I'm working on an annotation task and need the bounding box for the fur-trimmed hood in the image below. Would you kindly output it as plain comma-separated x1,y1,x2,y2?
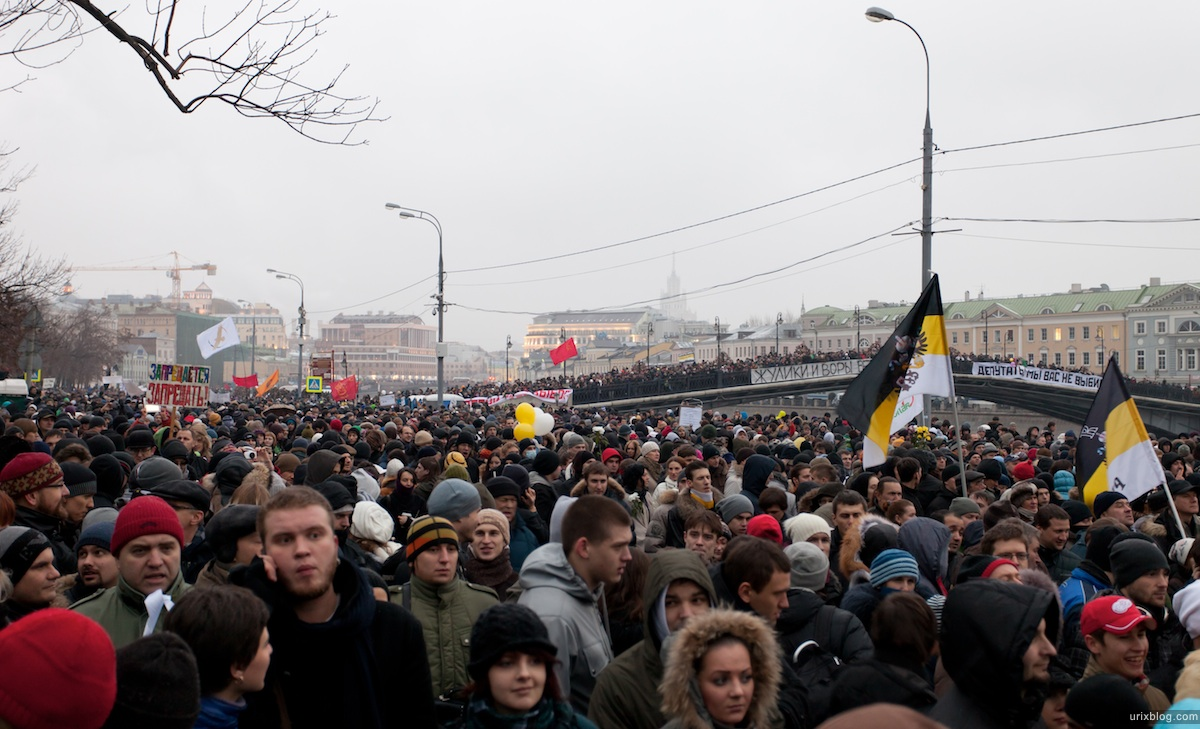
660,609,782,729
839,513,897,578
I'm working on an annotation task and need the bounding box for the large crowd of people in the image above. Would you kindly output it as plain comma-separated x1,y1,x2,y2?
1,386,1200,728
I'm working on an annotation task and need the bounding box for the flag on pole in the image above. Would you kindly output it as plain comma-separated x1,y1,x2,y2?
233,374,259,388
1077,359,1164,508
331,376,358,402
550,338,579,366
837,274,955,468
255,369,279,397
197,317,240,360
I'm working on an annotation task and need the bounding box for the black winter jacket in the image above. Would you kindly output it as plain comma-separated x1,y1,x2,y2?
236,559,435,729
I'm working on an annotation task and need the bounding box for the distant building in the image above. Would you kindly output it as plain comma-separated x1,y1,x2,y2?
314,312,436,387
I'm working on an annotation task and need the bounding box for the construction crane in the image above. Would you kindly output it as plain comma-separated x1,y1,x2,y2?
72,251,217,307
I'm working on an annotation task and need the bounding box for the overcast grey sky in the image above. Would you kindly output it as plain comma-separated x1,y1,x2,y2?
4,1,1199,352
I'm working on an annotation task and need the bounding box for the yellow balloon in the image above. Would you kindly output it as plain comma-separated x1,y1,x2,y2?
778,410,787,420
513,400,537,424
514,422,536,440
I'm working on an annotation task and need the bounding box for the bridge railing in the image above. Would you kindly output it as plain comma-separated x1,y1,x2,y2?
570,356,1200,407
572,369,751,405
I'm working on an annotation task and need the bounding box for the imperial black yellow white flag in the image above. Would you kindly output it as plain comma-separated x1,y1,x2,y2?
1077,358,1164,508
837,274,954,468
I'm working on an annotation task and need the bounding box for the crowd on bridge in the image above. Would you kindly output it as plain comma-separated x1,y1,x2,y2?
442,344,1200,407
3,382,1200,728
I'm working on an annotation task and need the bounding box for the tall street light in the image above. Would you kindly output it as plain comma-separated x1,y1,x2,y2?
775,312,783,355
385,203,445,406
854,305,862,354
237,299,257,378
267,269,305,389
645,321,654,368
505,335,512,383
714,316,722,388
866,6,933,289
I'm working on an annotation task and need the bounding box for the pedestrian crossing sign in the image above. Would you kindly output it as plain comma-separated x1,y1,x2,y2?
306,376,323,393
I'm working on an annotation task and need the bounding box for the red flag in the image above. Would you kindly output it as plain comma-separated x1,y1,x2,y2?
233,374,259,388
549,338,578,366
331,375,358,402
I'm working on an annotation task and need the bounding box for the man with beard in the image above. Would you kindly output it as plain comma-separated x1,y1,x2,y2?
235,486,435,728
67,521,119,603
1,452,75,573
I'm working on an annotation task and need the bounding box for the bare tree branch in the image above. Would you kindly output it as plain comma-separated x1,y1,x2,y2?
0,0,383,144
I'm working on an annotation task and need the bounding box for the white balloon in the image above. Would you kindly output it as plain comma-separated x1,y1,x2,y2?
533,409,555,436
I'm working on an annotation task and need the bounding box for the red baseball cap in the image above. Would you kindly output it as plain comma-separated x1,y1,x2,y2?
1080,596,1157,636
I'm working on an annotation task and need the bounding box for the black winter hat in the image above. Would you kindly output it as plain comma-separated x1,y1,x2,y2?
1061,500,1093,529
205,504,260,563
61,461,98,497
159,439,190,462
314,480,355,513
468,604,557,681
89,454,128,501
500,464,530,491
485,476,521,502
1084,525,1126,572
105,632,200,729
531,449,561,477
85,434,115,456
214,455,254,497
123,428,156,451
1064,673,1149,728
1110,535,1168,589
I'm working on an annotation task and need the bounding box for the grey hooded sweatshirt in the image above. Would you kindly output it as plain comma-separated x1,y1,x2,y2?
517,542,612,713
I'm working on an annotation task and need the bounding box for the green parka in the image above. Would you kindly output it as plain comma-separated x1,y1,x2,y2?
69,571,191,648
392,575,498,697
588,550,716,729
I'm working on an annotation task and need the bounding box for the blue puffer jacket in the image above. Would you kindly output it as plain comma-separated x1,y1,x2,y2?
509,511,540,572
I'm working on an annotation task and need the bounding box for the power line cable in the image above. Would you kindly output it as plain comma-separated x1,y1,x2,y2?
452,222,913,316
942,216,1200,224
453,175,914,288
307,275,436,315
938,142,1200,174
446,158,922,275
943,232,1200,251
938,111,1200,156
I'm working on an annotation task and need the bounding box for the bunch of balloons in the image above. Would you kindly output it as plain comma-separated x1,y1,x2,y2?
514,402,555,441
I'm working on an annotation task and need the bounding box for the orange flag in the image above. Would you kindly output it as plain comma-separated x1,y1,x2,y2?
255,370,279,396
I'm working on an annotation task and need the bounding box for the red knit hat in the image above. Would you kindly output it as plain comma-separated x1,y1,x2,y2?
329,418,343,432
0,452,64,498
0,608,117,729
747,514,784,545
111,496,185,555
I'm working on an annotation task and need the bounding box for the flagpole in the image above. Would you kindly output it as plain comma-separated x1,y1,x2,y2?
950,398,969,496
1163,482,1187,539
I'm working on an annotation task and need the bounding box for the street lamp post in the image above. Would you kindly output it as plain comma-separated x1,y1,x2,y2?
506,335,512,382
775,312,783,355
854,305,862,355
266,269,305,389
982,311,995,359
237,299,258,378
714,316,722,388
645,321,654,368
560,328,568,380
810,319,820,353
342,351,348,380
385,203,445,407
867,6,933,289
